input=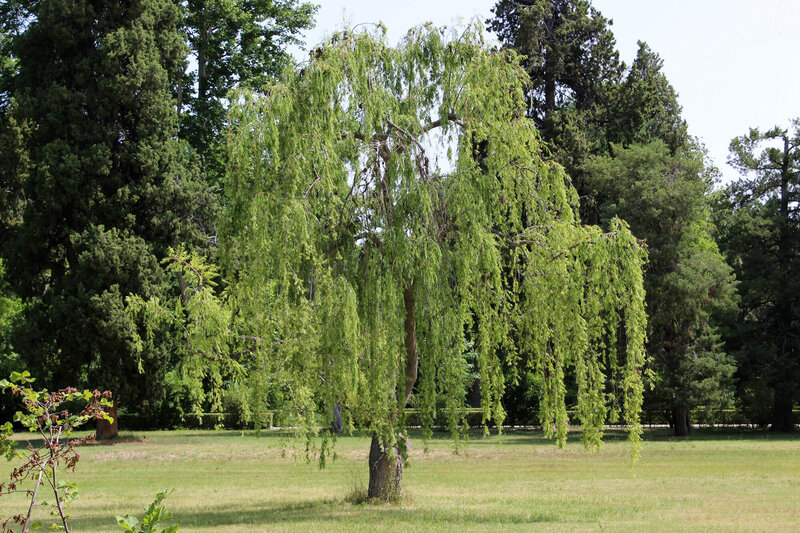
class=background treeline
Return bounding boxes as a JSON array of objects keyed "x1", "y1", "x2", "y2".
[{"x1": 0, "y1": 0, "x2": 797, "y2": 436}]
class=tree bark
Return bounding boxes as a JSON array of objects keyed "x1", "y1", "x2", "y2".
[
  {"x1": 672, "y1": 404, "x2": 691, "y2": 437},
  {"x1": 96, "y1": 401, "x2": 118, "y2": 440},
  {"x1": 770, "y1": 391, "x2": 795, "y2": 432},
  {"x1": 367, "y1": 433, "x2": 404, "y2": 500}
]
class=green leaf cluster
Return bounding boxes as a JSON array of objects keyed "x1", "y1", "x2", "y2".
[
  {"x1": 587, "y1": 142, "x2": 738, "y2": 418},
  {"x1": 116, "y1": 491, "x2": 179, "y2": 533},
  {"x1": 179, "y1": 0, "x2": 318, "y2": 180},
  {"x1": 489, "y1": 1, "x2": 738, "y2": 432}
]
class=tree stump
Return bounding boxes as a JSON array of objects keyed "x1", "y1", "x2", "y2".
[{"x1": 96, "y1": 402, "x2": 118, "y2": 440}]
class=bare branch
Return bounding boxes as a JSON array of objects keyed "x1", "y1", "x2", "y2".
[
  {"x1": 386, "y1": 117, "x2": 426, "y2": 153},
  {"x1": 306, "y1": 164, "x2": 323, "y2": 196},
  {"x1": 420, "y1": 113, "x2": 465, "y2": 134}
]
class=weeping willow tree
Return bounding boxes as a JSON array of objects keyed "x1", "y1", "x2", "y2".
[{"x1": 221, "y1": 23, "x2": 647, "y2": 499}]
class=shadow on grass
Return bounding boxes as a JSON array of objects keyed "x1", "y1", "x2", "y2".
[
  {"x1": 11, "y1": 434, "x2": 144, "y2": 451},
  {"x1": 14, "y1": 426, "x2": 794, "y2": 453},
  {"x1": 69, "y1": 498, "x2": 558, "y2": 530}
]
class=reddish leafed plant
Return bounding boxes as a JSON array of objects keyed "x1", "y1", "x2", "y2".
[{"x1": 0, "y1": 371, "x2": 112, "y2": 533}]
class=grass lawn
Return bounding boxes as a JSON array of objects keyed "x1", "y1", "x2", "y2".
[{"x1": 1, "y1": 427, "x2": 798, "y2": 532}]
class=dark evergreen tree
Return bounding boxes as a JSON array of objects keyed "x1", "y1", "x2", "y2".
[
  {"x1": 714, "y1": 121, "x2": 800, "y2": 432},
  {"x1": 487, "y1": 0, "x2": 621, "y2": 191},
  {"x1": 488, "y1": 0, "x2": 619, "y2": 123},
  {"x1": 0, "y1": 32, "x2": 13, "y2": 112},
  {"x1": 605, "y1": 42, "x2": 688, "y2": 154},
  {"x1": 587, "y1": 142, "x2": 738, "y2": 435},
  {"x1": 3, "y1": 0, "x2": 214, "y2": 414}
]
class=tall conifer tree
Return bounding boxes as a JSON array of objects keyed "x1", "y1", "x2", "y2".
[
  {"x1": 3, "y1": 0, "x2": 213, "y2": 412},
  {"x1": 715, "y1": 121, "x2": 800, "y2": 431}
]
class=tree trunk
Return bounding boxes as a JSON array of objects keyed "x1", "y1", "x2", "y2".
[
  {"x1": 672, "y1": 404, "x2": 691, "y2": 437},
  {"x1": 770, "y1": 392, "x2": 795, "y2": 432},
  {"x1": 176, "y1": 72, "x2": 183, "y2": 116},
  {"x1": 367, "y1": 433, "x2": 404, "y2": 500},
  {"x1": 365, "y1": 284, "x2": 417, "y2": 500},
  {"x1": 468, "y1": 376, "x2": 481, "y2": 408},
  {"x1": 198, "y1": 25, "x2": 208, "y2": 103},
  {"x1": 96, "y1": 402, "x2": 118, "y2": 440}
]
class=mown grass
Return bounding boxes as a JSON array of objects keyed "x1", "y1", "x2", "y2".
[{"x1": 1, "y1": 427, "x2": 799, "y2": 532}]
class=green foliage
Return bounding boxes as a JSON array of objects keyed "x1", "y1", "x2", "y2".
[
  {"x1": 179, "y1": 0, "x2": 318, "y2": 179},
  {"x1": 487, "y1": 0, "x2": 622, "y2": 195},
  {"x1": 489, "y1": 1, "x2": 737, "y2": 432},
  {"x1": 116, "y1": 491, "x2": 178, "y2": 533},
  {"x1": 0, "y1": 97, "x2": 29, "y2": 247},
  {"x1": 221, "y1": 23, "x2": 647, "y2": 462},
  {"x1": 0, "y1": 371, "x2": 112, "y2": 533},
  {"x1": 2, "y1": 0, "x2": 215, "y2": 411},
  {"x1": 126, "y1": 247, "x2": 246, "y2": 423},
  {"x1": 488, "y1": 0, "x2": 620, "y2": 122},
  {"x1": 587, "y1": 141, "x2": 737, "y2": 424},
  {"x1": 605, "y1": 42, "x2": 688, "y2": 154},
  {"x1": 714, "y1": 120, "x2": 800, "y2": 430},
  {"x1": 0, "y1": 29, "x2": 15, "y2": 114},
  {"x1": 0, "y1": 260, "x2": 21, "y2": 377}
]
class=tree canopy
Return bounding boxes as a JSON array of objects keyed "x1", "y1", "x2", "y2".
[
  {"x1": 216, "y1": 23, "x2": 647, "y2": 497},
  {"x1": 587, "y1": 141, "x2": 737, "y2": 434},
  {"x1": 487, "y1": 0, "x2": 620, "y2": 123},
  {"x1": 488, "y1": 2, "x2": 738, "y2": 435}
]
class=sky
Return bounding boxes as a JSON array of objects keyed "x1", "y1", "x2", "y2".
[{"x1": 292, "y1": 0, "x2": 800, "y2": 185}]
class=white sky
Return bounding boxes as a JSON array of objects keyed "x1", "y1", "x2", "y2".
[{"x1": 293, "y1": 1, "x2": 800, "y2": 184}]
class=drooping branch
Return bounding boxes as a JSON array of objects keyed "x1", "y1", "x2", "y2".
[
  {"x1": 167, "y1": 253, "x2": 207, "y2": 290},
  {"x1": 550, "y1": 231, "x2": 619, "y2": 261},
  {"x1": 386, "y1": 113, "x2": 464, "y2": 151},
  {"x1": 493, "y1": 228, "x2": 547, "y2": 249},
  {"x1": 493, "y1": 227, "x2": 623, "y2": 260},
  {"x1": 421, "y1": 113, "x2": 465, "y2": 133},
  {"x1": 177, "y1": 271, "x2": 190, "y2": 306},
  {"x1": 306, "y1": 164, "x2": 323, "y2": 196},
  {"x1": 343, "y1": 113, "x2": 463, "y2": 154}
]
